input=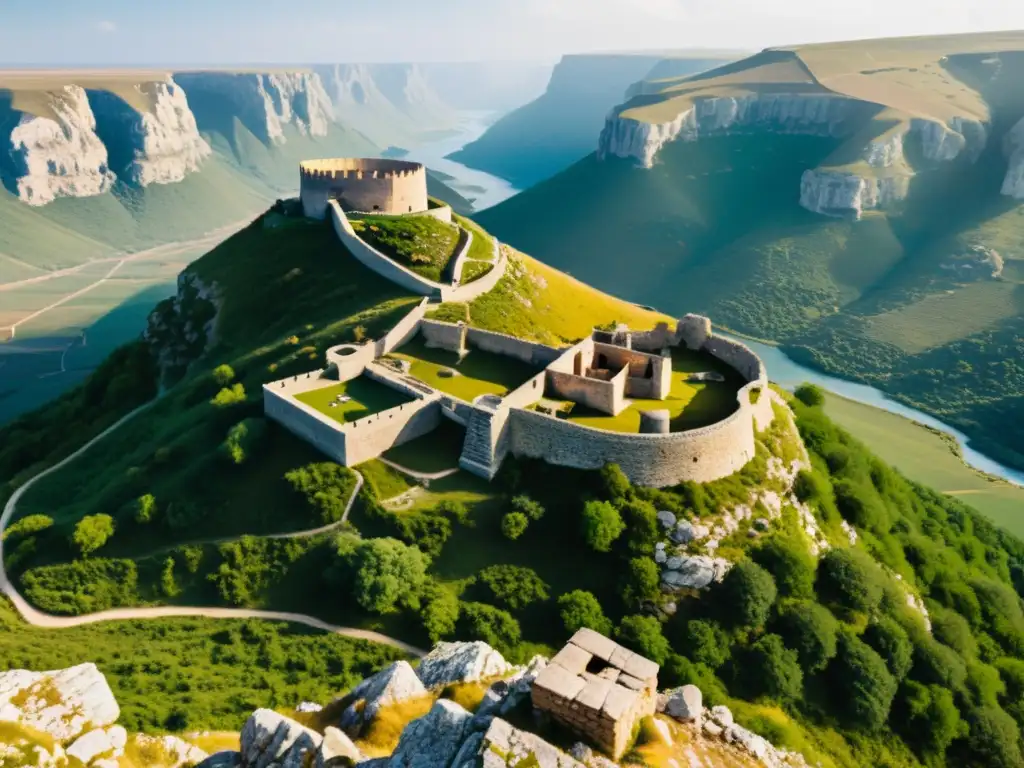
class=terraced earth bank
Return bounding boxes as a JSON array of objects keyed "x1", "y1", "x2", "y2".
[{"x1": 478, "y1": 32, "x2": 1024, "y2": 472}]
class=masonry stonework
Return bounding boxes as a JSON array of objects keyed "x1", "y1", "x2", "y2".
[{"x1": 300, "y1": 158, "x2": 428, "y2": 219}]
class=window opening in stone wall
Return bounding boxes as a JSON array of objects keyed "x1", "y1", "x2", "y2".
[
  {"x1": 585, "y1": 656, "x2": 610, "y2": 675},
  {"x1": 373, "y1": 205, "x2": 380, "y2": 211},
  {"x1": 693, "y1": 456, "x2": 699, "y2": 463}
]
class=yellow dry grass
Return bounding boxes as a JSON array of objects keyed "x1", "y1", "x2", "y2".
[
  {"x1": 186, "y1": 732, "x2": 241, "y2": 755},
  {"x1": 356, "y1": 695, "x2": 437, "y2": 757}
]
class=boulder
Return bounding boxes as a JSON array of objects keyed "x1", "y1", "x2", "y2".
[
  {"x1": 661, "y1": 556, "x2": 731, "y2": 590},
  {"x1": 389, "y1": 699, "x2": 474, "y2": 768},
  {"x1": 702, "y1": 721, "x2": 723, "y2": 738},
  {"x1": 724, "y1": 724, "x2": 769, "y2": 760},
  {"x1": 476, "y1": 656, "x2": 547, "y2": 719},
  {"x1": 669, "y1": 521, "x2": 694, "y2": 544},
  {"x1": 316, "y1": 726, "x2": 363, "y2": 768},
  {"x1": 654, "y1": 549, "x2": 667, "y2": 565},
  {"x1": 709, "y1": 705, "x2": 733, "y2": 728},
  {"x1": 656, "y1": 511, "x2": 676, "y2": 529},
  {"x1": 457, "y1": 718, "x2": 583, "y2": 768},
  {"x1": 66, "y1": 725, "x2": 128, "y2": 764},
  {"x1": 663, "y1": 686, "x2": 702, "y2": 725},
  {"x1": 568, "y1": 743, "x2": 617, "y2": 768},
  {"x1": 0, "y1": 663, "x2": 120, "y2": 742},
  {"x1": 296, "y1": 702, "x2": 323, "y2": 714},
  {"x1": 415, "y1": 642, "x2": 510, "y2": 690},
  {"x1": 345, "y1": 660, "x2": 428, "y2": 723},
  {"x1": 240, "y1": 709, "x2": 322, "y2": 768},
  {"x1": 195, "y1": 752, "x2": 242, "y2": 768}
]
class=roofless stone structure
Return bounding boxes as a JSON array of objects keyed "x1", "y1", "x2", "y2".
[{"x1": 531, "y1": 629, "x2": 659, "y2": 758}]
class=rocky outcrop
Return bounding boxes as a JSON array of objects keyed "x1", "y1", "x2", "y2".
[
  {"x1": 598, "y1": 93, "x2": 865, "y2": 167},
  {"x1": 475, "y1": 656, "x2": 547, "y2": 719},
  {"x1": 660, "y1": 554, "x2": 731, "y2": 590},
  {"x1": 88, "y1": 77, "x2": 211, "y2": 186},
  {"x1": 316, "y1": 726, "x2": 363, "y2": 768},
  {"x1": 4, "y1": 85, "x2": 115, "y2": 205},
  {"x1": 339, "y1": 660, "x2": 428, "y2": 730},
  {"x1": 132, "y1": 734, "x2": 209, "y2": 768},
  {"x1": 145, "y1": 271, "x2": 221, "y2": 385},
  {"x1": 240, "y1": 709, "x2": 322, "y2": 768},
  {"x1": 415, "y1": 642, "x2": 511, "y2": 689},
  {"x1": 0, "y1": 662, "x2": 120, "y2": 742},
  {"x1": 1001, "y1": 115, "x2": 1024, "y2": 199},
  {"x1": 456, "y1": 717, "x2": 584, "y2": 768},
  {"x1": 66, "y1": 725, "x2": 128, "y2": 764},
  {"x1": 798, "y1": 171, "x2": 910, "y2": 219},
  {"x1": 389, "y1": 699, "x2": 474, "y2": 768},
  {"x1": 173, "y1": 71, "x2": 333, "y2": 144},
  {"x1": 659, "y1": 685, "x2": 702, "y2": 725}
]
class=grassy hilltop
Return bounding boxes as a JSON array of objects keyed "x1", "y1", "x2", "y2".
[
  {"x1": 4, "y1": 207, "x2": 1024, "y2": 766},
  {"x1": 478, "y1": 31, "x2": 1024, "y2": 472}
]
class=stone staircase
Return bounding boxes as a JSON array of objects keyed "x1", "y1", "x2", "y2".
[{"x1": 459, "y1": 398, "x2": 506, "y2": 479}]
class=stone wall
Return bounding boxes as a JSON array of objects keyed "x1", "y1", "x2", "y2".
[
  {"x1": 300, "y1": 158, "x2": 427, "y2": 219},
  {"x1": 465, "y1": 327, "x2": 563, "y2": 366},
  {"x1": 443, "y1": 228, "x2": 473, "y2": 285},
  {"x1": 329, "y1": 201, "x2": 444, "y2": 297},
  {"x1": 508, "y1": 402, "x2": 757, "y2": 486},
  {"x1": 375, "y1": 298, "x2": 430, "y2": 357},
  {"x1": 420, "y1": 318, "x2": 466, "y2": 353},
  {"x1": 326, "y1": 343, "x2": 375, "y2": 381},
  {"x1": 263, "y1": 374, "x2": 349, "y2": 463},
  {"x1": 339, "y1": 398, "x2": 442, "y2": 466},
  {"x1": 503, "y1": 371, "x2": 547, "y2": 410},
  {"x1": 678, "y1": 314, "x2": 712, "y2": 350},
  {"x1": 592, "y1": 341, "x2": 670, "y2": 400},
  {"x1": 547, "y1": 366, "x2": 628, "y2": 416},
  {"x1": 438, "y1": 242, "x2": 508, "y2": 303},
  {"x1": 702, "y1": 335, "x2": 764, "y2": 382},
  {"x1": 631, "y1": 322, "x2": 675, "y2": 352}
]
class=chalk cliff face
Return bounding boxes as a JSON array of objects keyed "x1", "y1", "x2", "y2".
[
  {"x1": 4, "y1": 85, "x2": 115, "y2": 205},
  {"x1": 1001, "y1": 116, "x2": 1024, "y2": 199},
  {"x1": 172, "y1": 71, "x2": 333, "y2": 144},
  {"x1": 88, "y1": 77, "x2": 211, "y2": 186},
  {"x1": 598, "y1": 93, "x2": 865, "y2": 168},
  {"x1": 799, "y1": 171, "x2": 911, "y2": 218}
]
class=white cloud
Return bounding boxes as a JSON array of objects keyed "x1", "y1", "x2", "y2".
[{"x1": 95, "y1": 20, "x2": 116, "y2": 34}]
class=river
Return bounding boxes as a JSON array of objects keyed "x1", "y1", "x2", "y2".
[{"x1": 413, "y1": 114, "x2": 1024, "y2": 487}]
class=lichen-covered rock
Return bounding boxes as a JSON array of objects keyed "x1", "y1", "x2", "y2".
[
  {"x1": 240, "y1": 709, "x2": 322, "y2": 768},
  {"x1": 66, "y1": 725, "x2": 128, "y2": 764},
  {"x1": 316, "y1": 726, "x2": 363, "y2": 768},
  {"x1": 456, "y1": 718, "x2": 583, "y2": 768},
  {"x1": 343, "y1": 660, "x2": 428, "y2": 725},
  {"x1": 415, "y1": 642, "x2": 511, "y2": 690},
  {"x1": 89, "y1": 77, "x2": 211, "y2": 186},
  {"x1": 0, "y1": 736, "x2": 67, "y2": 768},
  {"x1": 0, "y1": 663, "x2": 120, "y2": 742},
  {"x1": 661, "y1": 555, "x2": 731, "y2": 590},
  {"x1": 6, "y1": 85, "x2": 115, "y2": 205},
  {"x1": 389, "y1": 699, "x2": 474, "y2": 768}
]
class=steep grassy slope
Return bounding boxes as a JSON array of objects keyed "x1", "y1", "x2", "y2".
[
  {"x1": 478, "y1": 33, "x2": 1024, "y2": 471},
  {"x1": 448, "y1": 53, "x2": 739, "y2": 188}
]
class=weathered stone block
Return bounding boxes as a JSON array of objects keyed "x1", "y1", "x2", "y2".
[
  {"x1": 551, "y1": 644, "x2": 592, "y2": 676},
  {"x1": 569, "y1": 629, "x2": 618, "y2": 662}
]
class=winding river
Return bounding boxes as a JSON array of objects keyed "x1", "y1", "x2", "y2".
[{"x1": 415, "y1": 115, "x2": 1024, "y2": 488}]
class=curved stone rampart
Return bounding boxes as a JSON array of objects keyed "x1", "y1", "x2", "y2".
[
  {"x1": 301, "y1": 157, "x2": 428, "y2": 219},
  {"x1": 443, "y1": 228, "x2": 473, "y2": 284}
]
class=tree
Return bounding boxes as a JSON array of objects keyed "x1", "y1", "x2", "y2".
[
  {"x1": 833, "y1": 478, "x2": 888, "y2": 533},
  {"x1": 286, "y1": 463, "x2": 358, "y2": 524},
  {"x1": 751, "y1": 535, "x2": 816, "y2": 599},
  {"x1": 210, "y1": 383, "x2": 246, "y2": 407},
  {"x1": 500, "y1": 512, "x2": 529, "y2": 541},
  {"x1": 344, "y1": 537, "x2": 430, "y2": 614},
  {"x1": 478, "y1": 565, "x2": 550, "y2": 610},
  {"x1": 680, "y1": 620, "x2": 732, "y2": 670},
  {"x1": 619, "y1": 499, "x2": 660, "y2": 555},
  {"x1": 420, "y1": 584, "x2": 460, "y2": 643},
  {"x1": 134, "y1": 494, "x2": 157, "y2": 524},
  {"x1": 72, "y1": 514, "x2": 115, "y2": 557},
  {"x1": 458, "y1": 602, "x2": 521, "y2": 652},
  {"x1": 160, "y1": 557, "x2": 180, "y2": 597},
  {"x1": 717, "y1": 560, "x2": 777, "y2": 629},
  {"x1": 911, "y1": 635, "x2": 968, "y2": 690},
  {"x1": 794, "y1": 384, "x2": 825, "y2": 407},
  {"x1": 932, "y1": 607, "x2": 978, "y2": 658},
  {"x1": 745, "y1": 634, "x2": 803, "y2": 703},
  {"x1": 816, "y1": 548, "x2": 885, "y2": 616},
  {"x1": 829, "y1": 633, "x2": 898, "y2": 731},
  {"x1": 622, "y1": 557, "x2": 661, "y2": 610},
  {"x1": 862, "y1": 618, "x2": 913, "y2": 681},
  {"x1": 212, "y1": 364, "x2": 235, "y2": 386},
  {"x1": 966, "y1": 661, "x2": 1006, "y2": 708},
  {"x1": 510, "y1": 495, "x2": 545, "y2": 521},
  {"x1": 558, "y1": 590, "x2": 612, "y2": 636},
  {"x1": 2, "y1": 514, "x2": 53, "y2": 542},
  {"x1": 581, "y1": 500, "x2": 625, "y2": 553},
  {"x1": 616, "y1": 615, "x2": 670, "y2": 665},
  {"x1": 220, "y1": 418, "x2": 267, "y2": 465},
  {"x1": 896, "y1": 681, "x2": 965, "y2": 761},
  {"x1": 776, "y1": 601, "x2": 839, "y2": 673},
  {"x1": 599, "y1": 463, "x2": 631, "y2": 501},
  {"x1": 964, "y1": 706, "x2": 1022, "y2": 768}
]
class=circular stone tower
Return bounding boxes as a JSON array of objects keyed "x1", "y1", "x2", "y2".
[{"x1": 299, "y1": 158, "x2": 428, "y2": 220}]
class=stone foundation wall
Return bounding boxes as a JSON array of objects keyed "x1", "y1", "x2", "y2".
[
  {"x1": 327, "y1": 343, "x2": 375, "y2": 381},
  {"x1": 503, "y1": 371, "x2": 547, "y2": 409},
  {"x1": 702, "y1": 335, "x2": 764, "y2": 382},
  {"x1": 420, "y1": 318, "x2": 466, "y2": 353},
  {"x1": 263, "y1": 374, "x2": 349, "y2": 463},
  {"x1": 340, "y1": 398, "x2": 442, "y2": 465},
  {"x1": 630, "y1": 322, "x2": 675, "y2": 352},
  {"x1": 464, "y1": 327, "x2": 563, "y2": 366},
  {"x1": 438, "y1": 242, "x2": 507, "y2": 303},
  {"x1": 508, "y1": 401, "x2": 756, "y2": 486},
  {"x1": 375, "y1": 298, "x2": 430, "y2": 357},
  {"x1": 443, "y1": 228, "x2": 473, "y2": 285},
  {"x1": 547, "y1": 366, "x2": 627, "y2": 416}
]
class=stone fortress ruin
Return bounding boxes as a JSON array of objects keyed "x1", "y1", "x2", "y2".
[
  {"x1": 299, "y1": 157, "x2": 428, "y2": 220},
  {"x1": 263, "y1": 158, "x2": 775, "y2": 488}
]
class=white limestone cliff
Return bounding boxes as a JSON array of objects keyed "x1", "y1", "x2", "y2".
[
  {"x1": 798, "y1": 171, "x2": 911, "y2": 219},
  {"x1": 89, "y1": 76, "x2": 211, "y2": 186},
  {"x1": 1001, "y1": 115, "x2": 1024, "y2": 199},
  {"x1": 6, "y1": 86, "x2": 115, "y2": 205}
]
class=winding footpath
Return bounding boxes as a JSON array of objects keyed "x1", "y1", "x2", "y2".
[{"x1": 0, "y1": 401, "x2": 426, "y2": 657}]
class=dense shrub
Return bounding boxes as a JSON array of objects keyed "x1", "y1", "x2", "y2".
[
  {"x1": 457, "y1": 602, "x2": 521, "y2": 652},
  {"x1": 717, "y1": 560, "x2": 777, "y2": 630},
  {"x1": 751, "y1": 534, "x2": 816, "y2": 599},
  {"x1": 20, "y1": 559, "x2": 139, "y2": 614},
  {"x1": 744, "y1": 633, "x2": 803, "y2": 703},
  {"x1": 210, "y1": 383, "x2": 246, "y2": 407},
  {"x1": 621, "y1": 557, "x2": 661, "y2": 609},
  {"x1": 862, "y1": 618, "x2": 913, "y2": 681},
  {"x1": 816, "y1": 548, "x2": 885, "y2": 616},
  {"x1": 220, "y1": 418, "x2": 267, "y2": 465},
  {"x1": 286, "y1": 463, "x2": 358, "y2": 524},
  {"x1": 775, "y1": 601, "x2": 839, "y2": 673},
  {"x1": 72, "y1": 514, "x2": 115, "y2": 557},
  {"x1": 963, "y1": 706, "x2": 1022, "y2": 768},
  {"x1": 209, "y1": 536, "x2": 309, "y2": 607},
  {"x1": 212, "y1": 364, "x2": 236, "y2": 386},
  {"x1": 829, "y1": 633, "x2": 898, "y2": 731},
  {"x1": 599, "y1": 463, "x2": 632, "y2": 501},
  {"x1": 500, "y1": 512, "x2": 529, "y2": 541},
  {"x1": 581, "y1": 500, "x2": 625, "y2": 552},
  {"x1": 932, "y1": 606, "x2": 979, "y2": 658},
  {"x1": 558, "y1": 590, "x2": 612, "y2": 636},
  {"x1": 134, "y1": 494, "x2": 157, "y2": 524},
  {"x1": 616, "y1": 615, "x2": 670, "y2": 665},
  {"x1": 679, "y1": 619, "x2": 732, "y2": 670},
  {"x1": 477, "y1": 565, "x2": 550, "y2": 610},
  {"x1": 911, "y1": 635, "x2": 968, "y2": 690},
  {"x1": 2, "y1": 514, "x2": 53, "y2": 542},
  {"x1": 895, "y1": 681, "x2": 965, "y2": 761},
  {"x1": 336, "y1": 537, "x2": 430, "y2": 614},
  {"x1": 419, "y1": 584, "x2": 460, "y2": 643},
  {"x1": 618, "y1": 499, "x2": 660, "y2": 555},
  {"x1": 794, "y1": 384, "x2": 825, "y2": 407},
  {"x1": 509, "y1": 495, "x2": 545, "y2": 522}
]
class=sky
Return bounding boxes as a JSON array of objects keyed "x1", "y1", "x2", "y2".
[{"x1": 2, "y1": 0, "x2": 1024, "y2": 65}]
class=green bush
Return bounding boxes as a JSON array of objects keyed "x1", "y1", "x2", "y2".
[
  {"x1": 964, "y1": 706, "x2": 1022, "y2": 768},
  {"x1": 599, "y1": 463, "x2": 632, "y2": 501},
  {"x1": 510, "y1": 495, "x2": 545, "y2": 521},
  {"x1": 210, "y1": 383, "x2": 246, "y2": 407},
  {"x1": 794, "y1": 384, "x2": 825, "y2": 407},
  {"x1": 911, "y1": 634, "x2": 968, "y2": 690},
  {"x1": 615, "y1": 614, "x2": 670, "y2": 665},
  {"x1": 337, "y1": 537, "x2": 430, "y2": 615},
  {"x1": 895, "y1": 681, "x2": 965, "y2": 761},
  {"x1": 621, "y1": 557, "x2": 661, "y2": 610},
  {"x1": 816, "y1": 548, "x2": 885, "y2": 616},
  {"x1": 751, "y1": 534, "x2": 816, "y2": 599},
  {"x1": 775, "y1": 601, "x2": 839, "y2": 673},
  {"x1": 220, "y1": 418, "x2": 267, "y2": 465},
  {"x1": 829, "y1": 633, "x2": 898, "y2": 731},
  {"x1": 478, "y1": 565, "x2": 550, "y2": 610},
  {"x1": 286, "y1": 463, "x2": 358, "y2": 524},
  {"x1": 458, "y1": 602, "x2": 521, "y2": 652},
  {"x1": 419, "y1": 584, "x2": 460, "y2": 643},
  {"x1": 72, "y1": 514, "x2": 115, "y2": 557},
  {"x1": 501, "y1": 511, "x2": 529, "y2": 541},
  {"x1": 932, "y1": 606, "x2": 979, "y2": 658},
  {"x1": 745, "y1": 633, "x2": 804, "y2": 702},
  {"x1": 862, "y1": 618, "x2": 913, "y2": 681},
  {"x1": 134, "y1": 494, "x2": 158, "y2": 524},
  {"x1": 212, "y1": 364, "x2": 236, "y2": 386},
  {"x1": 558, "y1": 590, "x2": 612, "y2": 636},
  {"x1": 581, "y1": 500, "x2": 625, "y2": 553},
  {"x1": 680, "y1": 619, "x2": 732, "y2": 670},
  {"x1": 20, "y1": 559, "x2": 139, "y2": 615},
  {"x1": 2, "y1": 514, "x2": 53, "y2": 542},
  {"x1": 619, "y1": 499, "x2": 660, "y2": 555},
  {"x1": 717, "y1": 560, "x2": 777, "y2": 629}
]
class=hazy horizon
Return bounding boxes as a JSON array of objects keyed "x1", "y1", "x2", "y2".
[{"x1": 3, "y1": 0, "x2": 1024, "y2": 66}]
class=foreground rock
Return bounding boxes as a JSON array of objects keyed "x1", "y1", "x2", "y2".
[
  {"x1": 415, "y1": 642, "x2": 511, "y2": 689},
  {"x1": 456, "y1": 717, "x2": 583, "y2": 768},
  {"x1": 389, "y1": 699, "x2": 474, "y2": 768},
  {"x1": 240, "y1": 709, "x2": 322, "y2": 768},
  {"x1": 340, "y1": 660, "x2": 428, "y2": 730},
  {"x1": 0, "y1": 662, "x2": 120, "y2": 742}
]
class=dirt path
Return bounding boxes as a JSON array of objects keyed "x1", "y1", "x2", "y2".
[{"x1": 0, "y1": 402, "x2": 425, "y2": 657}]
